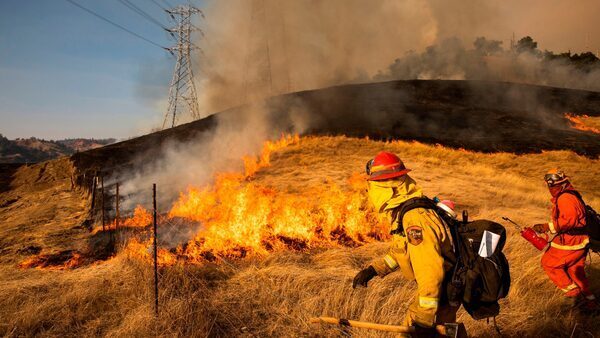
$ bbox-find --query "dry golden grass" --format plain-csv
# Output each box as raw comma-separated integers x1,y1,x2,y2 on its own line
0,158,90,266
579,116,600,131
1,136,600,337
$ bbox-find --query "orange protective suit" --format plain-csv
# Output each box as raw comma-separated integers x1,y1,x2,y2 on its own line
540,183,591,297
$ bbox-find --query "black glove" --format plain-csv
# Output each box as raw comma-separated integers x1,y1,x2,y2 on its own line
412,323,437,338
352,266,377,288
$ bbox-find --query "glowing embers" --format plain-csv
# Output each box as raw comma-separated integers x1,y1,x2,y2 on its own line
18,250,85,270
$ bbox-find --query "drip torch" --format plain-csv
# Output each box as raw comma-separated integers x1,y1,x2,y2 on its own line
502,217,549,251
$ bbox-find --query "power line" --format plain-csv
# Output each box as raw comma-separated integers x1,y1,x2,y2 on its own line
149,0,167,11
117,0,169,31
64,0,167,50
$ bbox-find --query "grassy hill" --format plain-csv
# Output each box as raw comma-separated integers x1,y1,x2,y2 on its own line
2,136,600,337
0,135,115,163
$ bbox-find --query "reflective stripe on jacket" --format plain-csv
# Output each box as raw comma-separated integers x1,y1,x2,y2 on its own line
371,207,455,327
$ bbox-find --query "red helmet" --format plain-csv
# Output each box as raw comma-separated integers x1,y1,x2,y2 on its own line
366,151,411,181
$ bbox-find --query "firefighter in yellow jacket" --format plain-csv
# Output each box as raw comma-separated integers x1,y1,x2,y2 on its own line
352,151,462,336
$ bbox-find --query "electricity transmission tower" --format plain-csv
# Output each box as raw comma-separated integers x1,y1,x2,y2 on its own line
163,4,203,129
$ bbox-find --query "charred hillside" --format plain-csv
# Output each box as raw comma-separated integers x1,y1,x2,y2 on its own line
71,80,600,178
291,80,600,152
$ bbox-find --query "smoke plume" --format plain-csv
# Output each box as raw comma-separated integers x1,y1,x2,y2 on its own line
121,0,600,212
194,0,599,118
195,0,509,115
119,100,310,209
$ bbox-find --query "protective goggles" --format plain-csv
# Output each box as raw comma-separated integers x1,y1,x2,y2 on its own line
544,172,566,186
365,159,375,176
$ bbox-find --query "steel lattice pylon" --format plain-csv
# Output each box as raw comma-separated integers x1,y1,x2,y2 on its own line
163,5,202,129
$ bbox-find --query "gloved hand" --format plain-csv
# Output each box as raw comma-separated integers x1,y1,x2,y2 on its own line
352,266,377,288
411,323,437,338
532,223,549,233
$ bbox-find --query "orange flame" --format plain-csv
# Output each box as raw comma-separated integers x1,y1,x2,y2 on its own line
120,134,388,265
121,205,153,228
123,238,178,266
169,176,387,261
243,133,300,177
91,205,153,234
18,251,85,270
565,113,600,134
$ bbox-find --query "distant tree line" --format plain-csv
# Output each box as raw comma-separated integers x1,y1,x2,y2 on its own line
0,134,116,163
474,35,600,72
375,35,600,91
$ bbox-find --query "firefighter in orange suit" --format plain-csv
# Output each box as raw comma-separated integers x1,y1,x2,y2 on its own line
352,151,466,337
533,169,598,310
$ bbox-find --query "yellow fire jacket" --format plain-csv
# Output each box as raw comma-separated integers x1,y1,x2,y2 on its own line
368,176,455,327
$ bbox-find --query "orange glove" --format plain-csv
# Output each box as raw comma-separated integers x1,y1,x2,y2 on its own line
532,223,549,233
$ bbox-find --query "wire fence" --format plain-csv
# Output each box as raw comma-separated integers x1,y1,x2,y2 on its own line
83,172,354,337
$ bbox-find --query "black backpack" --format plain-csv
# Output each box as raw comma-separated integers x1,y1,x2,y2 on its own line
558,191,600,251
391,197,511,320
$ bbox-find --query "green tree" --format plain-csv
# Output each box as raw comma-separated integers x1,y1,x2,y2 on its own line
516,36,538,54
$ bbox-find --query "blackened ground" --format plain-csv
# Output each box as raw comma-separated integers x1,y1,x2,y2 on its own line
277,80,600,155
70,80,600,180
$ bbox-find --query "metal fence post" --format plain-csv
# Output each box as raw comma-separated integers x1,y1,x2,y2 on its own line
153,183,159,317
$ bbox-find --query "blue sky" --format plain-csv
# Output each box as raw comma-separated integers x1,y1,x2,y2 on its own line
2,1,598,140
0,0,198,140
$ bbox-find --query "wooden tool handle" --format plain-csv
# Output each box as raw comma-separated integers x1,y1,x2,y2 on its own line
309,316,449,335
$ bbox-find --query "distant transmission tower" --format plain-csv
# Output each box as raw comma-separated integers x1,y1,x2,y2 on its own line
163,4,203,129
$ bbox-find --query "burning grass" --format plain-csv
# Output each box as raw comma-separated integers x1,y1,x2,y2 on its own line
113,134,388,264
166,173,387,260
2,135,600,337
565,113,600,134
17,250,85,270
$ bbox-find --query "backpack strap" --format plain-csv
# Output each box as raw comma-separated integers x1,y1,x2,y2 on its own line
389,197,437,235
445,212,464,288
554,190,587,236
391,197,466,298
